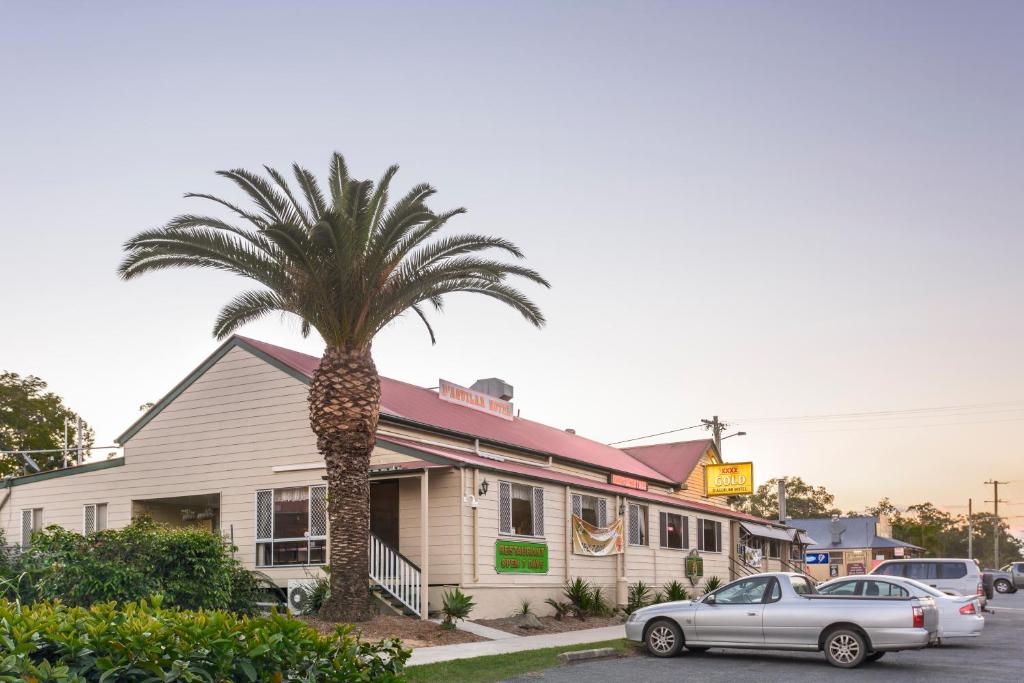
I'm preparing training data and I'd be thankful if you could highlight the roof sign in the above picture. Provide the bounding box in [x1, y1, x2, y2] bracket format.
[609, 473, 649, 491]
[438, 379, 514, 421]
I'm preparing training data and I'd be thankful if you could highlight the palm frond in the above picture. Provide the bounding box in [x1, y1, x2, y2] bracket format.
[213, 290, 288, 339]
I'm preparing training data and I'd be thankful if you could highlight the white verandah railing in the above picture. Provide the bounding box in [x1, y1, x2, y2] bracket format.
[369, 533, 422, 617]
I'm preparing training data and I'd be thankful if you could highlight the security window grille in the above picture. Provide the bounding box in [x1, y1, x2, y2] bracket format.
[628, 504, 648, 546]
[255, 485, 327, 567]
[83, 503, 107, 534]
[659, 511, 688, 549]
[697, 518, 722, 552]
[499, 481, 545, 537]
[21, 508, 42, 547]
[571, 494, 608, 527]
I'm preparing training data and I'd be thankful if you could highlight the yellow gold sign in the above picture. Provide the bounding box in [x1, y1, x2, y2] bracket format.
[706, 462, 754, 496]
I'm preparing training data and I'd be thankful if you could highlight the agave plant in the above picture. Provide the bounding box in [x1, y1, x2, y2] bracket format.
[440, 588, 476, 629]
[661, 580, 691, 602]
[118, 154, 548, 621]
[624, 580, 653, 614]
[702, 576, 723, 595]
[562, 578, 594, 618]
[544, 598, 572, 621]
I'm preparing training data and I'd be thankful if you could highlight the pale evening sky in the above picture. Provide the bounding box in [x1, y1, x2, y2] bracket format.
[2, 2, 1022, 534]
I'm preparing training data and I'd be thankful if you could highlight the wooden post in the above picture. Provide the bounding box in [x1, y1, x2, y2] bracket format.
[420, 469, 429, 620]
[564, 485, 572, 580]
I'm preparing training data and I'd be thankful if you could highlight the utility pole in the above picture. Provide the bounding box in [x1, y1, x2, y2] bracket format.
[984, 480, 1009, 569]
[967, 498, 973, 560]
[701, 415, 728, 456]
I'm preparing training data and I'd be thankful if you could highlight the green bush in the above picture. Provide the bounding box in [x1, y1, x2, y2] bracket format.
[544, 598, 572, 620]
[562, 577, 593, 618]
[661, 580, 690, 602]
[0, 597, 409, 682]
[440, 588, 475, 629]
[702, 575, 723, 595]
[624, 580, 652, 615]
[17, 518, 258, 612]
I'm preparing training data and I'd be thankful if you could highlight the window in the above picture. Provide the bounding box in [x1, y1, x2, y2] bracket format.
[499, 482, 544, 536]
[790, 544, 804, 561]
[83, 503, 108, 534]
[875, 562, 901, 577]
[255, 485, 327, 567]
[819, 581, 859, 596]
[571, 494, 607, 527]
[712, 576, 771, 604]
[767, 539, 781, 558]
[659, 512, 688, 549]
[904, 562, 937, 581]
[20, 508, 42, 547]
[768, 580, 782, 602]
[862, 580, 909, 597]
[791, 577, 815, 595]
[938, 562, 967, 579]
[697, 519, 722, 552]
[628, 504, 648, 546]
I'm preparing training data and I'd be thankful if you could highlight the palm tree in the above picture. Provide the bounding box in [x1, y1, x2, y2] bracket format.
[118, 153, 549, 621]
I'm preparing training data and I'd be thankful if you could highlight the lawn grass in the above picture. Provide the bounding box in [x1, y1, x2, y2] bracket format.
[405, 638, 634, 683]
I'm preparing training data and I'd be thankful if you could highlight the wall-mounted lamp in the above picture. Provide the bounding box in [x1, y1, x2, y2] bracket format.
[478, 479, 490, 496]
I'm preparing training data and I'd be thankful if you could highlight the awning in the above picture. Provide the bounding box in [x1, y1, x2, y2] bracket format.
[740, 521, 793, 542]
[789, 529, 821, 546]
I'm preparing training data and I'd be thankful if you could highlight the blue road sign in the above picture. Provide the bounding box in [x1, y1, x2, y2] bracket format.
[805, 552, 830, 565]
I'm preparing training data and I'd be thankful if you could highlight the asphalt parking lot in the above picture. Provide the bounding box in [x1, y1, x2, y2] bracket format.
[510, 590, 1024, 682]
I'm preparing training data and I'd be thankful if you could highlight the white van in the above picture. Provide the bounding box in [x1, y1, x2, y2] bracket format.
[871, 559, 985, 606]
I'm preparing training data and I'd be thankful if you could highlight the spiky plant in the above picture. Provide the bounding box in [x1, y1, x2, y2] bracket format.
[118, 154, 549, 621]
[702, 576, 723, 595]
[624, 580, 652, 615]
[661, 580, 690, 602]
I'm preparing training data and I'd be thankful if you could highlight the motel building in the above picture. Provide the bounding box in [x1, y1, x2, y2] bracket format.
[0, 336, 810, 619]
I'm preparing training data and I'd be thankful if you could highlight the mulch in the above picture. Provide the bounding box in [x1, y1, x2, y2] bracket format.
[297, 614, 486, 649]
[475, 613, 626, 635]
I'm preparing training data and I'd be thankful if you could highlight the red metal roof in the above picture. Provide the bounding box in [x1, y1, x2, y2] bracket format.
[377, 435, 783, 526]
[238, 336, 674, 484]
[624, 439, 715, 484]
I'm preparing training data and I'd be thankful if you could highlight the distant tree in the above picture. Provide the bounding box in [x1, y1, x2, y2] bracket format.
[0, 372, 94, 475]
[729, 477, 841, 520]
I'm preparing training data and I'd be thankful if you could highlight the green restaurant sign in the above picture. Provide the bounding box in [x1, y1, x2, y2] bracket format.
[495, 540, 549, 574]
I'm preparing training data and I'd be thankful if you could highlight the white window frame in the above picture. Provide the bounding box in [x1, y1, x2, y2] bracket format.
[255, 485, 327, 567]
[499, 481, 545, 538]
[83, 503, 108, 534]
[21, 508, 42, 547]
[628, 503, 649, 546]
[697, 518, 723, 553]
[571, 493, 608, 527]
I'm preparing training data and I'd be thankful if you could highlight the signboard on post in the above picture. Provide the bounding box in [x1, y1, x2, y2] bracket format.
[705, 462, 754, 496]
[805, 552, 830, 565]
[495, 540, 548, 573]
[439, 379, 514, 421]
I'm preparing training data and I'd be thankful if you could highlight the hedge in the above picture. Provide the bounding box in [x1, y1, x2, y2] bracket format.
[0, 597, 409, 682]
[12, 519, 258, 613]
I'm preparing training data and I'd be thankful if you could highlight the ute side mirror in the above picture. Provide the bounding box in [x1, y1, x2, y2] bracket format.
[704, 594, 716, 605]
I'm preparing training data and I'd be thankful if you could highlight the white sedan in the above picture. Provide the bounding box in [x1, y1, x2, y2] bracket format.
[818, 575, 984, 641]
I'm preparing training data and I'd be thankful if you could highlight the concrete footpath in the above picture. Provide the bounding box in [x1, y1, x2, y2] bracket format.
[408, 624, 626, 666]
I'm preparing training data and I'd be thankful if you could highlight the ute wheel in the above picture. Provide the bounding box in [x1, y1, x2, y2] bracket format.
[824, 628, 868, 669]
[866, 652, 886, 662]
[994, 579, 1012, 594]
[645, 620, 684, 657]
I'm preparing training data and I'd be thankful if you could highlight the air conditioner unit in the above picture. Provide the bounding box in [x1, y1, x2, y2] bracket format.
[287, 579, 319, 615]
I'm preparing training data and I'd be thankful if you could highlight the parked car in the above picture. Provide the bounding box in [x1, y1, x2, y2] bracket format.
[871, 558, 986, 607]
[984, 563, 1024, 594]
[818, 575, 984, 642]
[626, 572, 936, 669]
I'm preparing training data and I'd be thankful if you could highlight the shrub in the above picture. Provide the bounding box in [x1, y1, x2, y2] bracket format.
[544, 598, 572, 620]
[589, 586, 614, 617]
[440, 588, 475, 629]
[0, 597, 409, 681]
[662, 580, 690, 602]
[624, 580, 652, 615]
[515, 598, 533, 616]
[19, 518, 258, 613]
[702, 576, 723, 595]
[562, 577, 593, 618]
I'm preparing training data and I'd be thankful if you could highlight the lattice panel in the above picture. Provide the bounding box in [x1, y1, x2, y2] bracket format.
[309, 485, 327, 537]
[255, 490, 273, 540]
[532, 486, 544, 536]
[499, 481, 512, 534]
[628, 504, 642, 545]
[84, 505, 96, 534]
[571, 494, 582, 519]
[21, 510, 33, 548]
[597, 498, 608, 527]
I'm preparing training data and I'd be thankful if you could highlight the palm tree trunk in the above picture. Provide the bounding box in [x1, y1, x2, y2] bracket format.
[309, 343, 380, 622]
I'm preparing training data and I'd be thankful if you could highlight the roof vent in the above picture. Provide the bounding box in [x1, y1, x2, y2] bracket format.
[470, 378, 513, 401]
[565, 428, 576, 434]
[829, 517, 846, 545]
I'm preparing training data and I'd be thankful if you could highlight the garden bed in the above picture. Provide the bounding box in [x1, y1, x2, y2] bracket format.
[299, 614, 486, 648]
[475, 613, 625, 635]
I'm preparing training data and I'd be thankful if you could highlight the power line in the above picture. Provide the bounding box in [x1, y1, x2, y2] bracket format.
[607, 423, 703, 446]
[730, 399, 1024, 425]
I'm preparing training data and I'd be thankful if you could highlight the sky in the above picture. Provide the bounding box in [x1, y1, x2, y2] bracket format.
[2, 2, 1023, 535]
